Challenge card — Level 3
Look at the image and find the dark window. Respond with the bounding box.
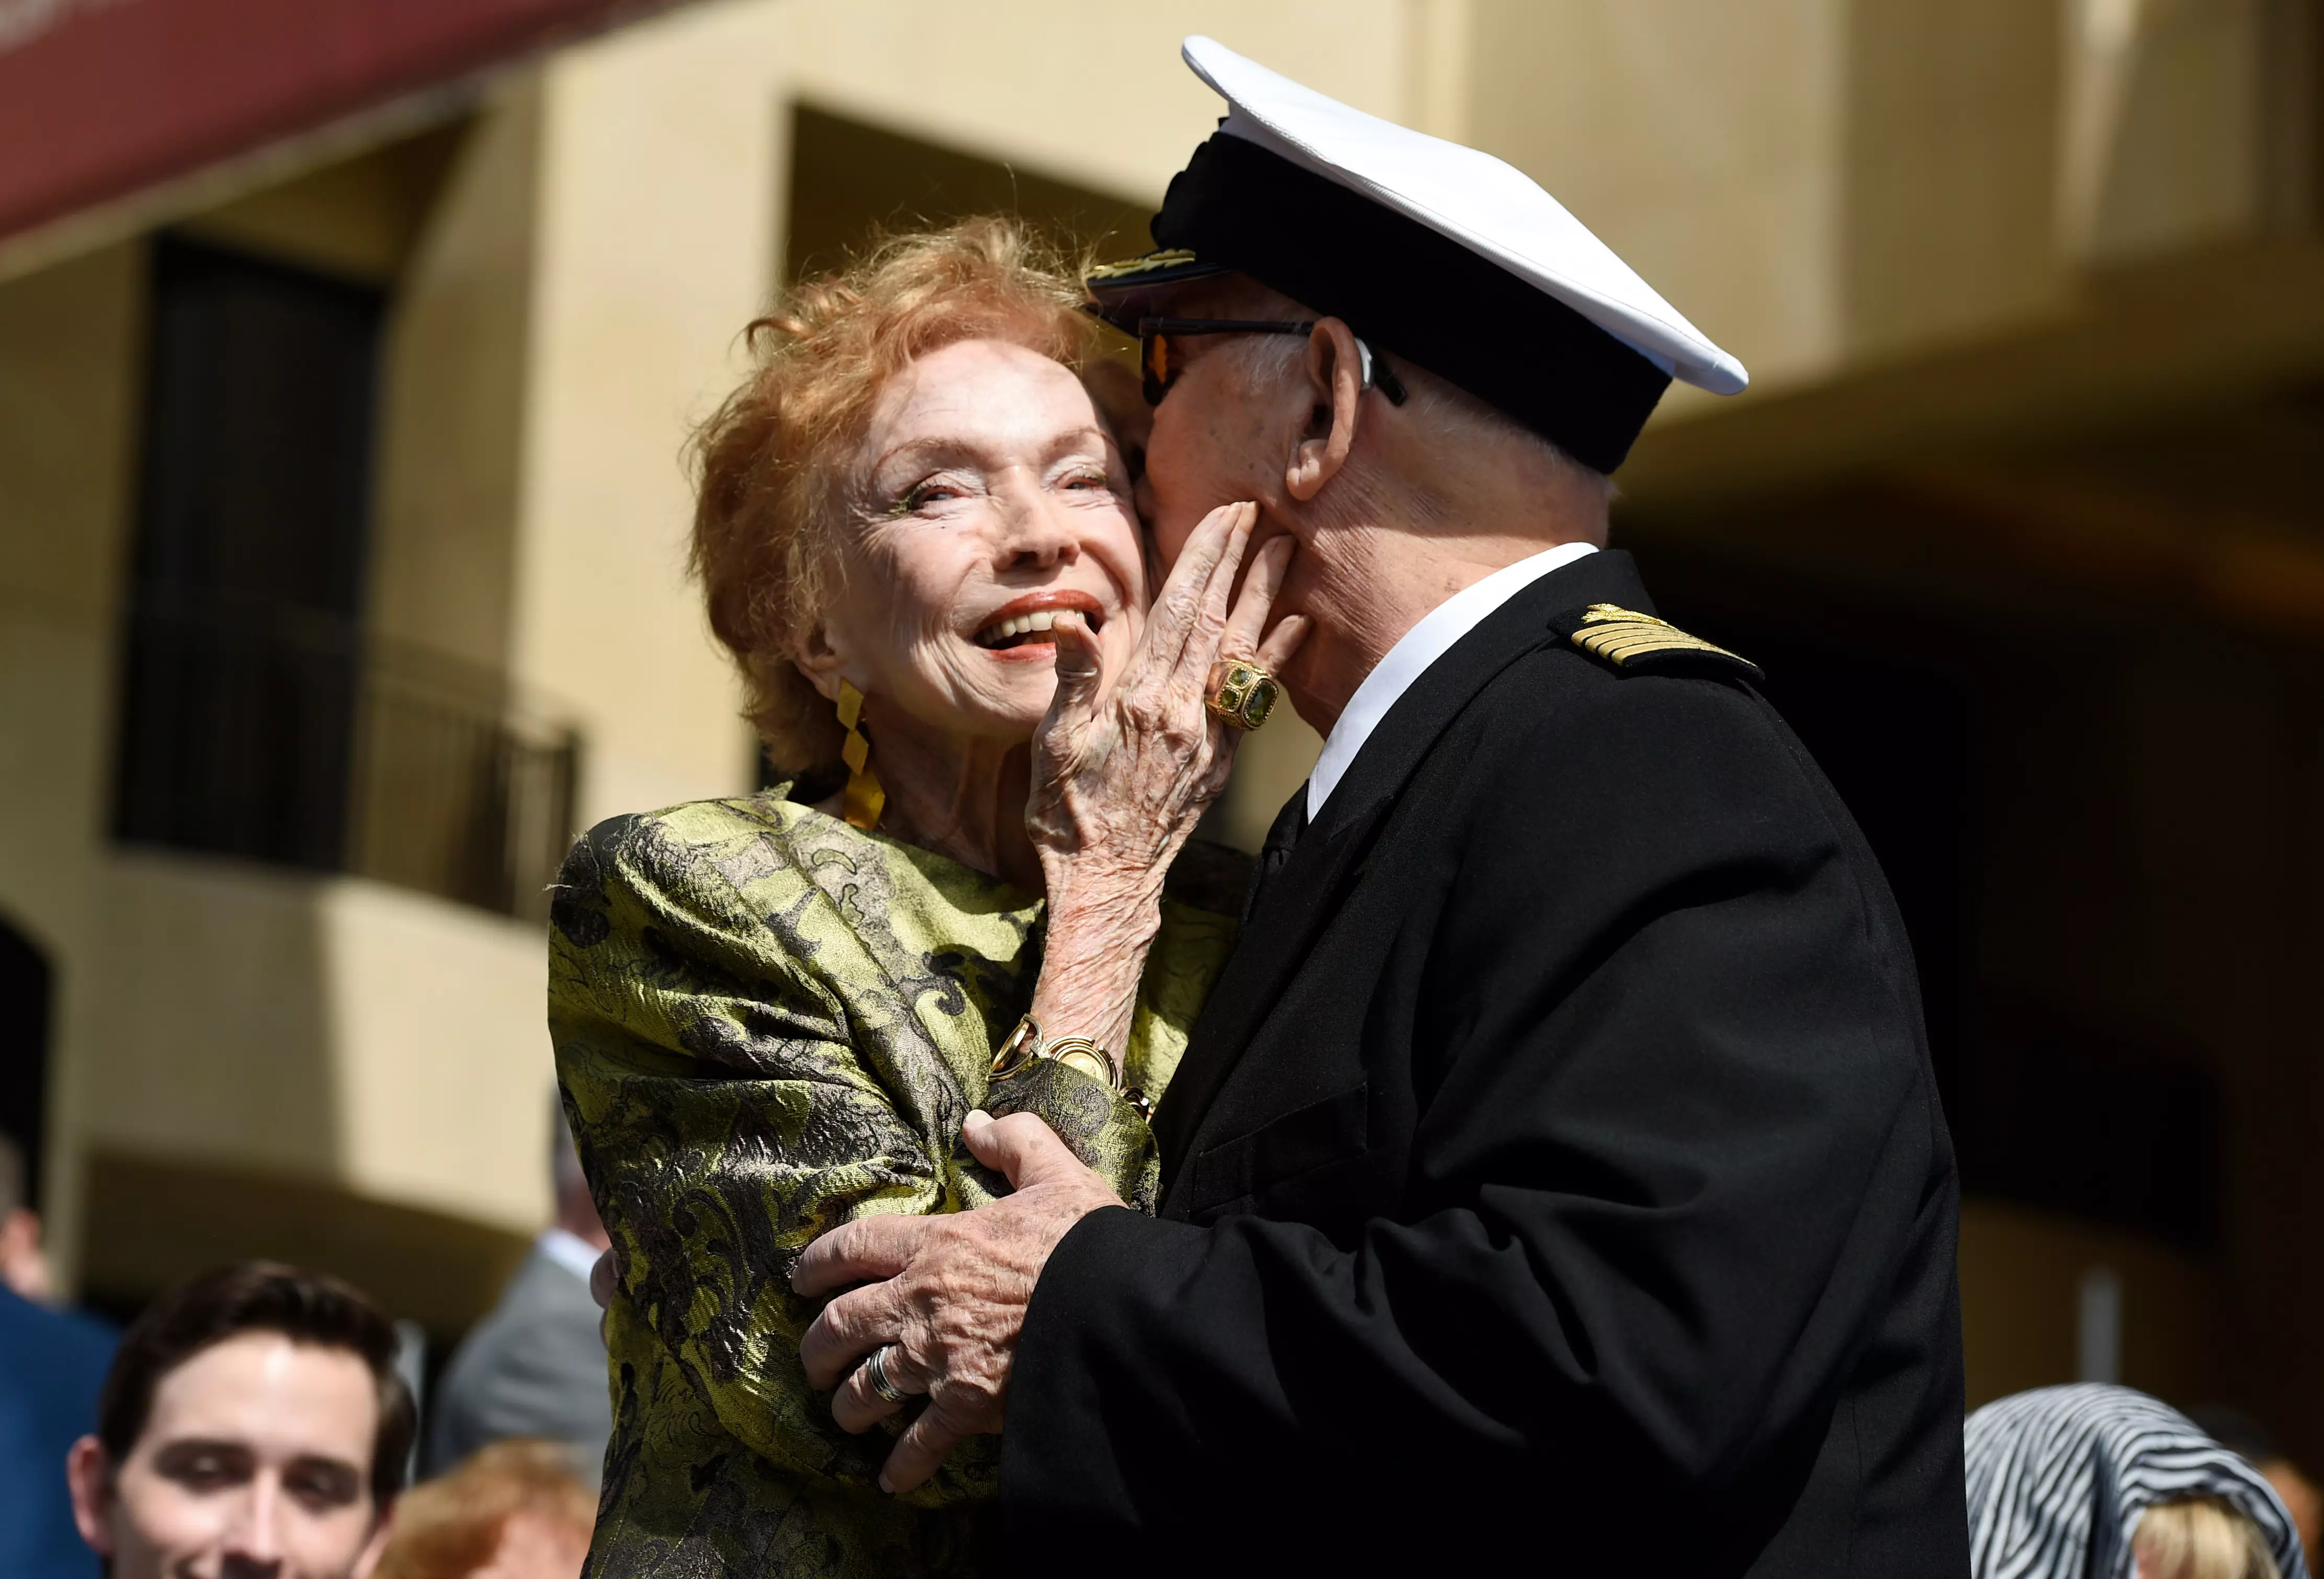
[113,235,384,870]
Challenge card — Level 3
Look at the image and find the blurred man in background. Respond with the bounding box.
[424,1100,610,1485]
[65,1261,411,1579]
[0,1131,116,1578]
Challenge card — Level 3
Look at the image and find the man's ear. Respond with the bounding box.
[66,1437,116,1558]
[1284,318,1367,503]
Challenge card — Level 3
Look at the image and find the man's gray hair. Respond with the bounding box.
[1228,322,1614,502]
[1401,363,1616,501]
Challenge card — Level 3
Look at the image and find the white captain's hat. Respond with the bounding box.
[1087,36,1748,475]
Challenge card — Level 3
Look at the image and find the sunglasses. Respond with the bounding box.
[1136,317,1410,409]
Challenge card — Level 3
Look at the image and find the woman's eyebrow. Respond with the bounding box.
[872,426,1114,475]
[868,435,986,473]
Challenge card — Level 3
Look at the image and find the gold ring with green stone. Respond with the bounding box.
[1205,659,1282,732]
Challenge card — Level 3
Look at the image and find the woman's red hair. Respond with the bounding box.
[689,217,1096,779]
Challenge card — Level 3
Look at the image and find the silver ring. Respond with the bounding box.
[863,1344,910,1406]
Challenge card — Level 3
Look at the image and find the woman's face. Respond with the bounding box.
[803,337,1145,747]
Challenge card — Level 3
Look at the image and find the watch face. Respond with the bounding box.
[1053,1047,1112,1085]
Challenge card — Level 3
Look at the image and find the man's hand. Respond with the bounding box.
[793,1111,1124,1493]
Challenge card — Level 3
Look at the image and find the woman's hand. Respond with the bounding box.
[1023,501,1309,1057]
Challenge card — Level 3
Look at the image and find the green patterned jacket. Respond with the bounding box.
[548,793,1238,1577]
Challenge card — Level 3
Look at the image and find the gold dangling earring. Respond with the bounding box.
[835,680,885,831]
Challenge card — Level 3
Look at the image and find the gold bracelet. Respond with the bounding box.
[990,1015,1120,1090]
[990,1014,1044,1080]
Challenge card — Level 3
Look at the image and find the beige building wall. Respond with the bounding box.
[368,88,545,680]
[1838,0,2069,358]
[0,243,144,1286]
[1466,0,1853,393]
[0,112,574,1300]
[2072,0,2284,262]
[1468,0,2300,409]
[78,855,552,1234]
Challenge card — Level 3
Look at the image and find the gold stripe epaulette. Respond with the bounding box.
[1568,604,1762,681]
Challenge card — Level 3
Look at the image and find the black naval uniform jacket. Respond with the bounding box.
[1001,550,1968,1575]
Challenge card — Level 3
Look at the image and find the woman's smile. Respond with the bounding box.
[970,589,1106,657]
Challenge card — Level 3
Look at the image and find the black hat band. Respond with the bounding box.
[1148,133,1672,474]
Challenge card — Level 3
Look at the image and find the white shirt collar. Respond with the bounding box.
[537,1226,605,1283]
[1307,542,1598,820]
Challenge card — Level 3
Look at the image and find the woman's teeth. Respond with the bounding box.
[976,609,1080,649]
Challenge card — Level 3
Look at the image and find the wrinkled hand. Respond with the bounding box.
[1027,501,1306,886]
[1024,501,1308,1047]
[793,1111,1123,1493]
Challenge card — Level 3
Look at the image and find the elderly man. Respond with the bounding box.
[793,39,1968,1575]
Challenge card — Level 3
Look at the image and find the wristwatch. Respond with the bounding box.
[991,1014,1152,1120]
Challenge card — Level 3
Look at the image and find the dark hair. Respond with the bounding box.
[98,1261,415,1510]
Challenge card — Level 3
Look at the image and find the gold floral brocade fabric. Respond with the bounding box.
[548,794,1235,1577]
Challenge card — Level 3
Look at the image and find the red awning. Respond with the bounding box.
[0,0,678,245]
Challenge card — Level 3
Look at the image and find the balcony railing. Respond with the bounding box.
[113,598,582,923]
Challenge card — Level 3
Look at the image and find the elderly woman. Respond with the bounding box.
[550,218,1303,1577]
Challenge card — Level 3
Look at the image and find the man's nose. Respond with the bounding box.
[219,1479,286,1577]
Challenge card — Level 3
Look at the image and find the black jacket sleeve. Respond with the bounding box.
[1001,671,1953,1571]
